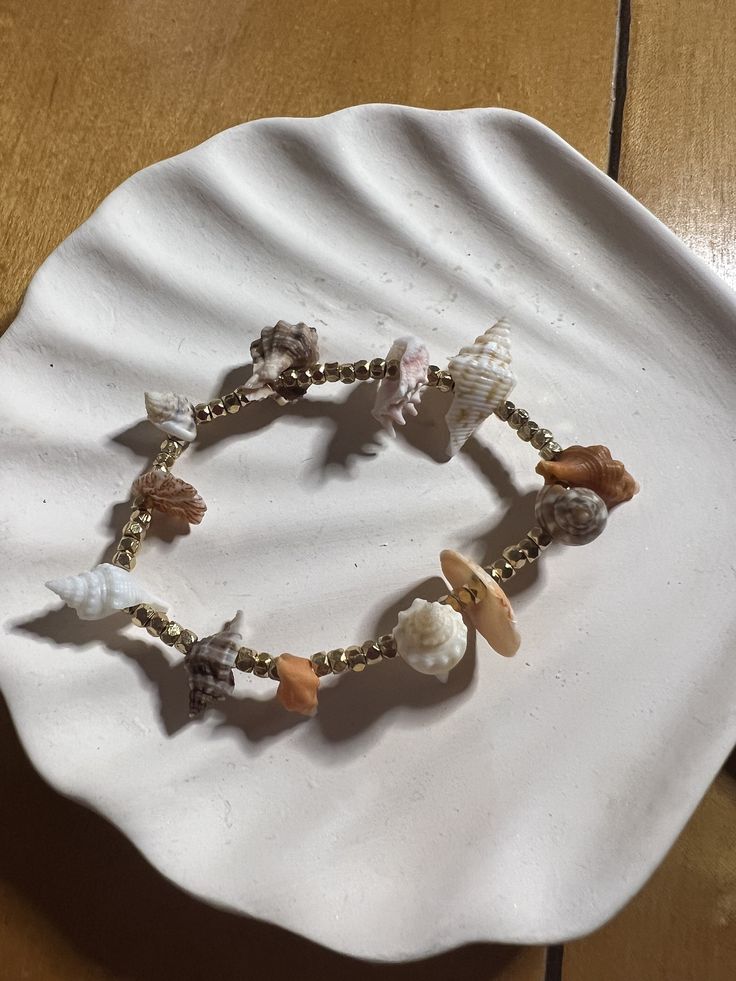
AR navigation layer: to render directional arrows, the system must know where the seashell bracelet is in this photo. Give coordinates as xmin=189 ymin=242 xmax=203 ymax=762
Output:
xmin=46 ymin=319 xmax=639 ymax=720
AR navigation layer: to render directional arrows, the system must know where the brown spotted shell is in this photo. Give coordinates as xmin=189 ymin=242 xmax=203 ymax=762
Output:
xmin=186 ymin=611 xmax=243 ymax=718
xmin=244 ymin=320 xmax=319 ymax=397
xmin=535 ymin=444 xmax=638 ymax=508
xmin=132 ymin=470 xmax=207 ymax=525
xmin=276 ymin=653 xmax=320 ymax=717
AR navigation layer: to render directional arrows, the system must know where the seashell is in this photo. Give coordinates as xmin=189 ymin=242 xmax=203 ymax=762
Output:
xmin=393 ymin=598 xmax=467 ymax=680
xmin=186 ymin=610 xmax=243 ymax=718
xmin=440 ymin=549 xmax=520 ymax=657
xmin=276 ymin=653 xmax=320 ymax=716
xmin=535 ymin=483 xmax=608 ymax=546
xmin=131 ymin=469 xmax=206 ymax=525
xmin=45 ymin=562 xmax=166 ymax=620
xmin=244 ymin=320 xmax=320 ymax=400
xmin=536 ymin=444 xmax=638 ymax=508
xmin=445 ymin=319 xmax=516 ymax=457
xmin=371 ymin=335 xmax=430 ymax=436
xmin=144 ymin=391 xmax=196 ymax=442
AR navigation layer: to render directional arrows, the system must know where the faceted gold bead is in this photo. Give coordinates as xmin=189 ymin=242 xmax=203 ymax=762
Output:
xmin=455 ymin=586 xmax=476 ymax=608
xmin=518 ymin=537 xmax=541 ymax=562
xmin=146 ymin=612 xmax=170 ymax=637
xmin=235 ymin=387 xmax=251 ymax=406
xmin=490 ymin=558 xmax=515 ymax=581
xmin=235 ymin=647 xmax=256 ymax=672
xmin=253 ymin=652 xmax=273 ymax=678
xmin=310 ymin=651 xmax=332 ymax=677
xmin=296 ymin=368 xmax=313 ymax=387
xmin=345 ymin=645 xmax=367 ymax=672
xmin=154 ymin=453 xmax=176 ymax=469
xmin=209 ymin=399 xmax=227 ymax=418
xmin=509 ymin=407 xmax=529 ymax=431
xmin=324 ymin=361 xmax=340 ymax=382
xmin=528 ymin=526 xmax=553 ymax=549
xmin=194 ymin=403 xmax=213 ymax=424
xmin=123 ymin=519 xmax=146 ymax=540
xmin=437 ymin=371 xmax=453 ymax=393
xmin=377 ymin=634 xmax=397 ymax=659
xmin=517 ymin=420 xmax=539 ymax=442
xmin=310 ymin=365 xmax=326 ymax=385
xmin=339 ymin=363 xmax=356 ymax=383
xmin=130 ymin=508 xmax=152 ymax=528
xmin=495 ymin=400 xmax=515 ymax=421
xmin=281 ymin=368 xmax=299 ymax=388
xmin=161 ymin=622 xmax=182 ymax=647
xmin=159 ymin=438 xmax=186 ymax=457
xmin=223 ymin=392 xmax=242 ymax=414
xmin=130 ymin=604 xmax=155 ymax=628
xmin=112 ymin=550 xmax=136 ymax=571
xmin=328 ymin=648 xmax=348 ymax=673
xmin=369 ymin=358 xmax=386 ymax=379
xmin=385 ymin=360 xmax=400 ymax=380
xmin=118 ymin=535 xmax=140 ymax=555
xmin=539 ymin=440 xmax=562 ymax=461
xmin=439 ymin=593 xmax=462 ymax=613
xmin=361 ymin=640 xmax=382 ymax=667
xmin=531 ymin=427 xmax=554 ymax=449
xmin=175 ymin=629 xmax=198 ymax=654
xmin=268 ymin=658 xmax=280 ymax=681
xmin=502 ymin=545 xmax=527 ymax=569
xmin=151 ymin=463 xmax=169 ymax=473
xmin=354 ymin=359 xmax=370 ymax=380
xmin=427 ymin=365 xmax=441 ymax=386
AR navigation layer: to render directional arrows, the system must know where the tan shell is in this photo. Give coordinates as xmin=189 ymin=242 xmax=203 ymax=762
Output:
xmin=132 ymin=470 xmax=207 ymax=525
xmin=536 ymin=444 xmax=638 ymax=508
xmin=440 ymin=549 xmax=520 ymax=657
xmin=276 ymin=653 xmax=319 ymax=717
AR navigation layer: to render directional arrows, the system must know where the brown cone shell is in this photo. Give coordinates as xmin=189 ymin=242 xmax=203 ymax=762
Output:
xmin=535 ymin=444 xmax=638 ymax=508
xmin=132 ymin=470 xmax=207 ymax=525
xmin=276 ymin=653 xmax=319 ymax=717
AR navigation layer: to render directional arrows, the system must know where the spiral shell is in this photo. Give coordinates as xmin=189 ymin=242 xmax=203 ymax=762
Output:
xmin=276 ymin=653 xmax=320 ymax=716
xmin=371 ymin=335 xmax=429 ymax=435
xmin=186 ymin=610 xmax=243 ymax=718
xmin=535 ymin=444 xmax=638 ymax=508
xmin=393 ymin=598 xmax=467 ymax=679
xmin=131 ymin=470 xmax=207 ymax=525
xmin=45 ymin=563 xmax=166 ymax=620
xmin=143 ymin=391 xmax=196 ymax=442
xmin=440 ymin=549 xmax=520 ymax=657
xmin=244 ymin=320 xmax=319 ymax=400
xmin=445 ymin=319 xmax=516 ymax=456
xmin=535 ymin=483 xmax=608 ymax=546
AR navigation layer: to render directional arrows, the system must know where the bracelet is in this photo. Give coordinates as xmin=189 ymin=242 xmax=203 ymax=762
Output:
xmin=46 ymin=319 xmax=638 ymax=720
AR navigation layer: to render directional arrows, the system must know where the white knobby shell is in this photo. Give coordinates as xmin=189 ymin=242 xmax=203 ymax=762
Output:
xmin=393 ymin=598 xmax=467 ymax=680
xmin=445 ymin=319 xmax=516 ymax=456
xmin=371 ymin=335 xmax=430 ymax=436
xmin=45 ymin=563 xmax=166 ymax=620
xmin=535 ymin=483 xmax=608 ymax=546
xmin=186 ymin=610 xmax=244 ymax=718
xmin=144 ymin=391 xmax=197 ymax=441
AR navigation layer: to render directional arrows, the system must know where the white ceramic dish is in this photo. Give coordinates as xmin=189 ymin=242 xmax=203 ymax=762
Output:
xmin=2 ymin=105 xmax=735 ymax=961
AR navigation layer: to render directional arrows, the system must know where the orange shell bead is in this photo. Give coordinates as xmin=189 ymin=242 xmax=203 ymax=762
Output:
xmin=277 ymin=654 xmax=320 ymax=717
xmin=535 ymin=444 xmax=638 ymax=508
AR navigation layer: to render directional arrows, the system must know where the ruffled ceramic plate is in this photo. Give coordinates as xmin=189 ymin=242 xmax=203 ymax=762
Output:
xmin=2 ymin=104 xmax=735 ymax=961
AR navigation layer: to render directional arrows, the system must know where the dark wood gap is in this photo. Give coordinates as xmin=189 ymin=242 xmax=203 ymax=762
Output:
xmin=607 ymin=0 xmax=632 ymax=180
xmin=544 ymin=943 xmax=565 ymax=981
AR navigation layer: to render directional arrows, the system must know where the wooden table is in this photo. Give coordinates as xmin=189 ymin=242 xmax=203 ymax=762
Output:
xmin=1 ymin=2 xmax=734 ymax=977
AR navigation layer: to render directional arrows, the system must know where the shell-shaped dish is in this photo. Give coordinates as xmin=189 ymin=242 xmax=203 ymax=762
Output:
xmin=276 ymin=653 xmax=320 ymax=716
xmin=45 ymin=563 xmax=166 ymax=621
xmin=535 ymin=483 xmax=608 ymax=546
xmin=144 ymin=391 xmax=197 ymax=442
xmin=440 ymin=549 xmax=520 ymax=657
xmin=445 ymin=319 xmax=516 ymax=456
xmin=393 ymin=598 xmax=467 ymax=679
xmin=536 ymin=444 xmax=639 ymax=508
xmin=186 ymin=610 xmax=243 ymax=718
xmin=132 ymin=469 xmax=207 ymax=525
xmin=371 ymin=335 xmax=430 ymax=435
xmin=244 ymin=320 xmax=319 ymax=399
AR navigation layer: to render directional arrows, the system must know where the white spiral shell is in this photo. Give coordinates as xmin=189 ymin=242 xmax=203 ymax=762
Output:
xmin=186 ymin=610 xmax=244 ymax=718
xmin=445 ymin=319 xmax=516 ymax=456
xmin=144 ymin=391 xmax=196 ymax=441
xmin=45 ymin=563 xmax=166 ymax=620
xmin=393 ymin=598 xmax=467 ymax=679
xmin=535 ymin=483 xmax=608 ymax=545
xmin=371 ymin=335 xmax=429 ymax=435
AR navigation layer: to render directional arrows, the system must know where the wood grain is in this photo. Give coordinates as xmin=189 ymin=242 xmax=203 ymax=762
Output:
xmin=0 ymin=2 xmax=618 ymax=978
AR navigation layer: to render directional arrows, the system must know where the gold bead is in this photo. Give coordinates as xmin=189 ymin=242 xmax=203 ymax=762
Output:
xmin=345 ymin=645 xmax=367 ymax=672
xmin=508 ymin=407 xmax=529 ymax=431
xmin=361 ymin=640 xmax=382 ymax=666
xmin=154 ymin=453 xmax=176 ymax=468
xmin=175 ymin=629 xmax=198 ymax=654
xmin=469 ymin=573 xmax=488 ymax=598
xmin=354 ymin=359 xmax=370 ymax=380
xmin=235 ymin=387 xmax=251 ymax=406
xmin=310 ymin=652 xmax=332 ymax=677
xmin=368 ymin=358 xmax=386 ymax=379
xmin=502 ymin=545 xmax=527 ymax=569
xmin=495 ymin=400 xmax=515 ymax=422
xmin=296 ymin=368 xmax=313 ymax=387
xmin=123 ymin=519 xmax=146 ymax=540
xmin=161 ymin=622 xmax=182 ymax=647
xmin=539 ymin=440 xmax=562 ymax=461
xmin=310 ymin=365 xmax=326 ymax=385
xmin=385 ymin=360 xmax=400 ymax=380
xmin=253 ymin=652 xmax=273 ymax=678
xmin=490 ymin=558 xmax=515 ymax=581
xmin=130 ymin=604 xmax=155 ymax=627
xmin=223 ymin=392 xmax=241 ymax=414
xmin=268 ymin=659 xmax=280 ymax=681
xmin=339 ymin=363 xmax=356 ymax=383
xmin=324 ymin=361 xmax=340 ymax=382
xmin=194 ymin=403 xmax=213 ymax=424
xmin=528 ymin=526 xmax=553 ymax=549
xmin=517 ymin=420 xmax=539 ymax=442
xmin=118 ymin=535 xmax=140 ymax=555
xmin=328 ymin=648 xmax=348 ymax=673
xmin=531 ymin=427 xmax=554 ymax=449
xmin=439 ymin=593 xmax=462 ymax=613
xmin=151 ymin=463 xmax=169 ymax=473
xmin=437 ymin=371 xmax=454 ymax=393
xmin=427 ymin=365 xmax=441 ymax=386
xmin=281 ymin=368 xmax=299 ymax=388
xmin=130 ymin=508 xmax=152 ymax=528
xmin=518 ymin=537 xmax=541 ymax=562
xmin=455 ymin=586 xmax=477 ymax=608
xmin=209 ymin=399 xmax=227 ymax=419
xmin=112 ymin=550 xmax=136 ymax=571
xmin=235 ymin=647 xmax=255 ymax=672
xmin=146 ymin=612 xmax=170 ymax=637
xmin=377 ymin=634 xmax=397 ymax=658
xmin=159 ymin=438 xmax=186 ymax=457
